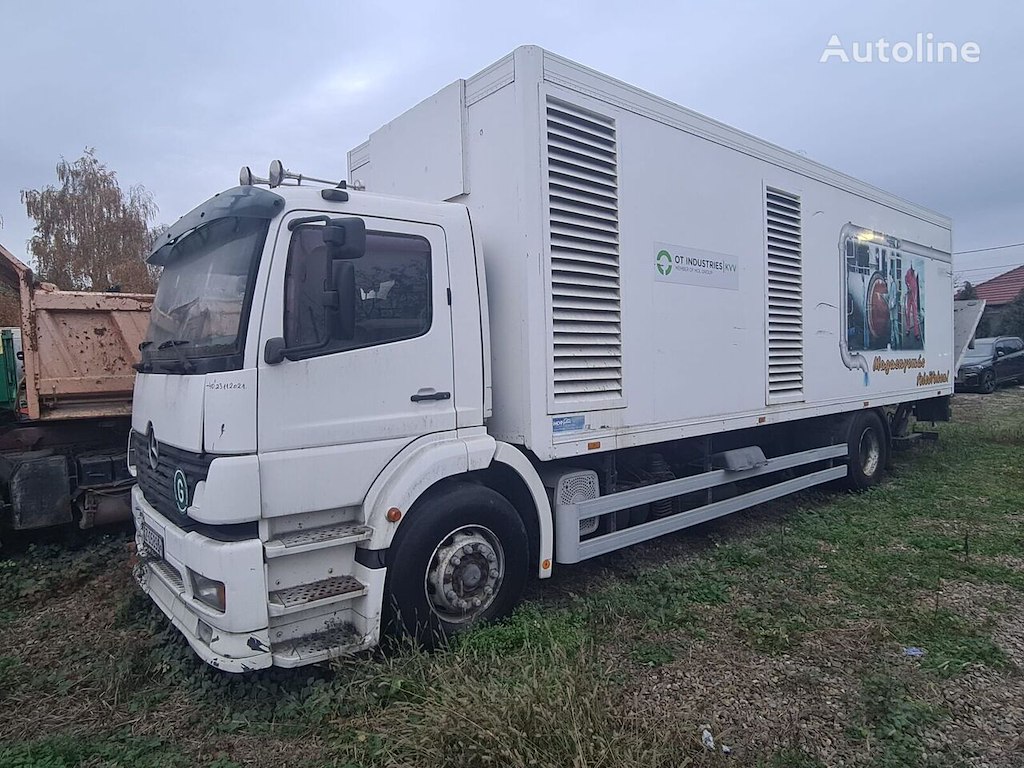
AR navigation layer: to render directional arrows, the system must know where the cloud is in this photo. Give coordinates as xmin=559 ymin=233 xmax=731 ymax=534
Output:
xmin=0 ymin=0 xmax=1020 ymax=273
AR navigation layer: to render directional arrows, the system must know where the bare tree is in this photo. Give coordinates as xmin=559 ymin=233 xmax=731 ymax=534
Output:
xmin=955 ymin=281 xmax=979 ymax=300
xmin=21 ymin=149 xmax=158 ymax=293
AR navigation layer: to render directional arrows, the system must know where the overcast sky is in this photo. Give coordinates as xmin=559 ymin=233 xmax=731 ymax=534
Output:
xmin=1 ymin=1 xmax=1021 ymax=285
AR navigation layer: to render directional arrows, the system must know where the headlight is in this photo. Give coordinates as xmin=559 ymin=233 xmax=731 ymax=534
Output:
xmin=127 ymin=430 xmax=137 ymax=478
xmin=188 ymin=569 xmax=226 ymax=612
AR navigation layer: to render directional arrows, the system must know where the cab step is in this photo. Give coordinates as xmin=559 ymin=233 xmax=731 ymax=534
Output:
xmin=268 ymin=575 xmax=367 ymax=617
xmin=264 ymin=522 xmax=372 ymax=558
xmin=271 ymin=622 xmax=365 ymax=667
xmin=148 ymin=557 xmax=185 ymax=593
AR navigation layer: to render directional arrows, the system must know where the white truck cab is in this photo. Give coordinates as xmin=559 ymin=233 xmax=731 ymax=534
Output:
xmin=131 ymin=183 xmax=551 ymax=671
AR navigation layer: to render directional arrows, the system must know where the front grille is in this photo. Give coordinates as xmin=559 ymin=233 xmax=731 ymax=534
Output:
xmin=131 ymin=431 xmax=214 ymax=525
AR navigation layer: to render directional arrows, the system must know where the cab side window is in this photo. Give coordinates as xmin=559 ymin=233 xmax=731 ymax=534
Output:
xmin=1006 ymin=338 xmax=1024 ymax=354
xmin=284 ymin=227 xmax=432 ymax=354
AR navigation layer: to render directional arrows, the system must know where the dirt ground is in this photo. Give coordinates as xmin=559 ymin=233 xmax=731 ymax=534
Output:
xmin=951 ymin=382 xmax=1024 ymax=421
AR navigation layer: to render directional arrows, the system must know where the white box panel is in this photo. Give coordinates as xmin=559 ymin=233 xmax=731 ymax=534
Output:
xmin=351 ymin=47 xmax=953 ymax=462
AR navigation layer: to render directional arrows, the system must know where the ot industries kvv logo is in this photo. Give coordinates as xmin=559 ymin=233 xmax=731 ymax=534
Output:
xmin=656 ymin=249 xmax=673 ymax=275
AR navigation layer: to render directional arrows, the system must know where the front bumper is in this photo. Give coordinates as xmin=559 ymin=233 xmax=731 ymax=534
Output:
xmin=954 ymin=369 xmax=983 ymax=391
xmin=132 ymin=485 xmax=272 ymax=672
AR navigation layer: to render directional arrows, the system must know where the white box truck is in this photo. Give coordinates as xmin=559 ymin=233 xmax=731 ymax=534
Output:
xmin=130 ymin=47 xmax=953 ymax=671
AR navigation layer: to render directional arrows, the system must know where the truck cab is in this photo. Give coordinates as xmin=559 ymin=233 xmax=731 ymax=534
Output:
xmin=131 ymin=183 xmax=547 ymax=671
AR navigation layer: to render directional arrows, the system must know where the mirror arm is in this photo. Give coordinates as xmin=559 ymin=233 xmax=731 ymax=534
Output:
xmin=287 ymin=215 xmax=332 ymax=231
xmin=264 ymin=336 xmax=333 ymax=365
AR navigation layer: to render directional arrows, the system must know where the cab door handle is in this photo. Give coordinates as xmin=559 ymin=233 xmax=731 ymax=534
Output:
xmin=410 ymin=390 xmax=451 ymax=402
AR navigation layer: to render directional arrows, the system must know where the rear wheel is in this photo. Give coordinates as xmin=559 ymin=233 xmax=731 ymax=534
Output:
xmin=383 ymin=483 xmax=528 ymax=645
xmin=845 ymin=411 xmax=888 ymax=491
xmin=980 ymin=370 xmax=997 ymax=394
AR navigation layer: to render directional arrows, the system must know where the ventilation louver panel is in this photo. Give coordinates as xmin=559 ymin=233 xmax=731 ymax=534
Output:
xmin=546 ymin=98 xmax=622 ymax=404
xmin=765 ymin=187 xmax=804 ymax=403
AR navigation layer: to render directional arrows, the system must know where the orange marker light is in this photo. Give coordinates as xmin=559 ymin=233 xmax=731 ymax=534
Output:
xmin=542 ymin=559 xmax=552 ymax=570
xmin=587 ymin=441 xmax=601 ymax=450
xmin=386 ymin=507 xmax=402 ymax=523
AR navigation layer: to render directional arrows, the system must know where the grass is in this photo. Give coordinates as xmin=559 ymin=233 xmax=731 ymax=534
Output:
xmin=1 ymin=388 xmax=1023 ymax=766
xmin=0 ymin=734 xmax=192 ymax=768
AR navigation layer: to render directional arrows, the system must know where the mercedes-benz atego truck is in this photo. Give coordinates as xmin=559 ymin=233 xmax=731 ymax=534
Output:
xmin=130 ymin=47 xmax=953 ymax=671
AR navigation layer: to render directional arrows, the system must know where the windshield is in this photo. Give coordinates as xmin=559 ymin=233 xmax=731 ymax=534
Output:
xmin=143 ymin=216 xmax=268 ymax=372
xmin=963 ymin=341 xmax=994 ymax=361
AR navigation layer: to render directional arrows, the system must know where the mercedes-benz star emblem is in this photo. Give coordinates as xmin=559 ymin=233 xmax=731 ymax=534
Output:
xmin=147 ymin=424 xmax=160 ymax=470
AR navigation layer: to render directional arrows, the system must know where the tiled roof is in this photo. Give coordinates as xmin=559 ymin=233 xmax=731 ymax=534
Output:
xmin=973 ymin=264 xmax=1024 ymax=306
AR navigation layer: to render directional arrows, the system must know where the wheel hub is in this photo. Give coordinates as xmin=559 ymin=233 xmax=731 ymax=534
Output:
xmin=859 ymin=429 xmax=881 ymax=477
xmin=426 ymin=527 xmax=504 ymax=622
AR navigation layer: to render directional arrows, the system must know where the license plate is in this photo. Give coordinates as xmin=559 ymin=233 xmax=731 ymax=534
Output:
xmin=141 ymin=522 xmax=164 ymax=559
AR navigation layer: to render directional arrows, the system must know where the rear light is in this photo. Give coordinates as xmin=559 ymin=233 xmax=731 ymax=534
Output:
xmin=188 ymin=569 xmax=226 ymax=612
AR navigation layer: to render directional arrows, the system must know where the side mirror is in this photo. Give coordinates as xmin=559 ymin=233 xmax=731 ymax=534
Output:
xmin=324 ymin=261 xmax=356 ymax=341
xmin=996 ymin=348 xmax=1006 ymax=358
xmin=264 ymin=337 xmax=288 ymax=365
xmin=324 ymin=217 xmax=366 ymax=260
xmin=264 ymin=259 xmax=357 ymax=365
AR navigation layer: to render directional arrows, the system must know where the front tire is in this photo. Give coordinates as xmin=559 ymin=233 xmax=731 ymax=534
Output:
xmin=383 ymin=483 xmax=528 ymax=645
xmin=980 ymin=370 xmax=996 ymax=394
xmin=845 ymin=411 xmax=888 ymax=491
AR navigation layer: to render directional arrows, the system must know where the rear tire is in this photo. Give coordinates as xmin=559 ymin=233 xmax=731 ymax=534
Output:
xmin=845 ymin=411 xmax=888 ymax=491
xmin=383 ymin=483 xmax=528 ymax=646
xmin=980 ymin=370 xmax=996 ymax=394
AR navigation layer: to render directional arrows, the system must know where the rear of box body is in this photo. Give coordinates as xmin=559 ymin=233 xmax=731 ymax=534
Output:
xmin=349 ymin=46 xmax=953 ymax=462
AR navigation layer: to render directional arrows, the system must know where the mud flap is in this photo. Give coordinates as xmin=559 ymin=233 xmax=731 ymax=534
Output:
xmin=0 ymin=451 xmax=72 ymax=530
xmin=913 ymin=395 xmax=951 ymax=423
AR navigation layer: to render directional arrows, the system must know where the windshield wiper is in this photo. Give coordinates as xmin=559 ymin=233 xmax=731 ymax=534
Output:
xmin=158 ymin=339 xmax=190 ymax=350
xmin=157 ymin=339 xmax=196 ymax=373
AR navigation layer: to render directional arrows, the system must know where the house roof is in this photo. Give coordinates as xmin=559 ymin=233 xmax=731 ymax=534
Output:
xmin=973 ymin=264 xmax=1024 ymax=306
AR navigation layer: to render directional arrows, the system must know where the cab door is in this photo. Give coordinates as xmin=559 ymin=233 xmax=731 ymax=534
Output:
xmin=1005 ymin=338 xmax=1024 ymax=381
xmin=257 ymin=214 xmax=456 ymax=458
xmin=994 ymin=340 xmax=1015 ymax=383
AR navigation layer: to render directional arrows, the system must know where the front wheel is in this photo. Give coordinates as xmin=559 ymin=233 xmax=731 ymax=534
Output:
xmin=383 ymin=483 xmax=528 ymax=645
xmin=980 ymin=370 xmax=996 ymax=394
xmin=844 ymin=411 xmax=888 ymax=491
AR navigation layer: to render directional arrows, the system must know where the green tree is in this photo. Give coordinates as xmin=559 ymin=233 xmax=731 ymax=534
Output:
xmin=999 ymin=289 xmax=1024 ymax=337
xmin=21 ymin=149 xmax=158 ymax=292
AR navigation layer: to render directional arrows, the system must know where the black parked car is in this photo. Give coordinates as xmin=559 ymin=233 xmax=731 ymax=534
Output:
xmin=956 ymin=336 xmax=1024 ymax=394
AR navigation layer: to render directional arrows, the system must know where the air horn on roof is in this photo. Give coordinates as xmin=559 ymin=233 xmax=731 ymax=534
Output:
xmin=267 ymin=160 xmax=339 ymax=188
xmin=238 ymin=166 xmax=270 ymax=186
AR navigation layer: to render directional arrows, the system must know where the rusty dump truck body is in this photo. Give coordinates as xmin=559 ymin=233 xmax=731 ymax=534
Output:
xmin=0 ymin=247 xmax=151 ymax=421
xmin=0 ymin=243 xmax=152 ymax=536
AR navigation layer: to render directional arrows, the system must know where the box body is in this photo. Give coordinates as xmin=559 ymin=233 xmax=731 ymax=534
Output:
xmin=350 ymin=47 xmax=953 ymax=461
